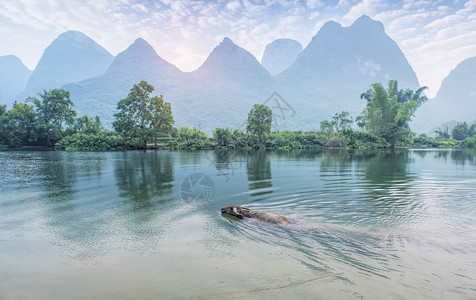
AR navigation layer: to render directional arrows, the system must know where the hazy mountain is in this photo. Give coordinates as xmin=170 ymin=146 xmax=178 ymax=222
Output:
xmin=173 ymin=37 xmax=275 ymax=129
xmin=6 ymin=16 xmax=425 ymax=131
xmin=65 ymin=38 xmax=184 ymax=126
xmin=413 ymin=56 xmax=476 ymax=133
xmin=275 ymin=15 xmax=420 ymax=129
xmin=18 ymin=31 xmax=113 ymax=100
xmin=261 ymin=38 xmax=303 ymax=76
xmin=0 ymin=55 xmax=31 ymax=106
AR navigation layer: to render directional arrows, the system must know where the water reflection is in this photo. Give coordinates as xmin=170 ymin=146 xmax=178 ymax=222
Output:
xmin=246 ymin=150 xmax=273 ymax=198
xmin=114 ymin=151 xmax=174 ymax=207
xmin=0 ymin=149 xmax=475 ymax=299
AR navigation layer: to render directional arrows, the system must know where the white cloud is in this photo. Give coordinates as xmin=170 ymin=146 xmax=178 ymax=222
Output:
xmin=342 ymin=0 xmax=388 ymax=24
xmin=226 ymin=0 xmax=242 ymax=11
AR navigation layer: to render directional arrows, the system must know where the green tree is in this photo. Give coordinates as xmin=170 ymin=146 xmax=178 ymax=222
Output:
xmin=359 ymin=82 xmax=418 ymax=147
xmin=73 ymin=115 xmax=104 ymax=135
xmin=435 ymin=127 xmax=450 ymax=140
xmin=113 ymin=81 xmax=174 ymax=148
xmin=320 ymin=120 xmax=334 ymax=132
xmin=29 ymin=89 xmax=77 ymax=146
xmin=469 ymin=123 xmax=476 ymax=137
xmin=5 ymin=102 xmax=37 ymax=146
xmin=149 ymin=94 xmax=174 ymax=147
xmin=386 ymin=80 xmax=429 ymax=107
xmin=246 ymin=104 xmax=272 ymax=148
xmin=0 ymin=105 xmax=9 ymax=145
xmin=332 ymin=111 xmax=353 ymax=131
xmin=177 ymin=127 xmax=207 ymax=141
xmin=452 ymin=122 xmax=470 ymax=140
xmin=213 ymin=128 xmax=232 ymax=148
xmin=362 ymin=80 xmax=429 ymax=107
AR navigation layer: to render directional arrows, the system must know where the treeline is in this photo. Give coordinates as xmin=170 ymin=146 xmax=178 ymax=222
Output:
xmin=1 ymin=80 xmax=475 ymax=151
xmin=0 ymin=89 xmax=120 ymax=150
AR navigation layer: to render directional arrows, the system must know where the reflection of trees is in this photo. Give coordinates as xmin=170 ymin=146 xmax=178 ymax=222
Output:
xmin=246 ymin=150 xmax=272 ymax=197
xmin=320 ymin=150 xmax=354 ymax=174
xmin=361 ymin=150 xmax=413 ymax=184
xmin=35 ymin=152 xmax=110 ymax=260
xmin=38 ymin=151 xmax=78 ymax=201
xmin=317 ymin=150 xmax=420 ymax=226
xmin=114 ymin=151 xmax=174 ymax=211
xmin=112 ymin=151 xmax=176 ymax=251
xmin=413 ymin=150 xmax=429 ymax=159
xmin=272 ymin=149 xmax=324 ymax=160
xmin=432 ymin=149 xmax=475 ymax=165
xmin=434 ymin=150 xmax=450 ymax=162
xmin=450 ymin=149 xmax=475 ymax=165
xmin=212 ymin=150 xmax=247 ymax=180
xmin=359 ymin=150 xmax=420 ymax=225
xmin=177 ymin=150 xmax=209 ymax=166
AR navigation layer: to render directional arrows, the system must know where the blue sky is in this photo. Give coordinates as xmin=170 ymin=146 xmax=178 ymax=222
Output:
xmin=1 ymin=0 xmax=475 ymax=96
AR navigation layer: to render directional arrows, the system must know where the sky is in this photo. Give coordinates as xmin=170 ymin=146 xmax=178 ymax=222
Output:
xmin=1 ymin=0 xmax=475 ymax=97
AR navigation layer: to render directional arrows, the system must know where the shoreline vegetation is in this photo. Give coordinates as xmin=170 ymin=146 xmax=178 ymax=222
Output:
xmin=1 ymin=80 xmax=475 ymax=151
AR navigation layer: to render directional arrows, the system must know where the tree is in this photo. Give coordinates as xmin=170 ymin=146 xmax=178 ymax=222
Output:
xmin=320 ymin=120 xmax=334 ymax=132
xmin=213 ymin=128 xmax=232 ymax=147
xmin=149 ymin=94 xmax=174 ymax=147
xmin=386 ymin=80 xmax=429 ymax=107
xmin=113 ymin=81 xmax=174 ymax=148
xmin=469 ymin=123 xmax=476 ymax=137
xmin=246 ymin=104 xmax=272 ymax=148
xmin=359 ymin=82 xmax=418 ymax=147
xmin=177 ymin=127 xmax=208 ymax=141
xmin=0 ymin=105 xmax=9 ymax=145
xmin=361 ymin=80 xmax=429 ymax=107
xmin=435 ymin=127 xmax=450 ymax=140
xmin=5 ymin=102 xmax=37 ymax=147
xmin=73 ymin=115 xmax=104 ymax=135
xmin=29 ymin=89 xmax=77 ymax=146
xmin=332 ymin=111 xmax=353 ymax=131
xmin=452 ymin=122 xmax=470 ymax=140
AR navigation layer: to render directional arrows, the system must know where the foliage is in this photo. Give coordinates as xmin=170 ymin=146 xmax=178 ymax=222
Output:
xmin=462 ymin=135 xmax=476 ymax=149
xmin=451 ymin=122 xmax=475 ymax=141
xmin=113 ymin=81 xmax=174 ymax=148
xmin=361 ymin=79 xmax=428 ymax=107
xmin=342 ymin=129 xmax=388 ymax=149
xmin=150 ymin=94 xmax=174 ymax=146
xmin=269 ymin=130 xmax=324 ymax=149
xmin=55 ymin=132 xmax=122 ymax=151
xmin=412 ymin=134 xmax=440 ymax=148
xmin=246 ymin=104 xmax=272 ymax=148
xmin=213 ymin=128 xmax=232 ymax=148
xmin=358 ymin=81 xmax=419 ymax=147
xmin=72 ymin=115 xmax=104 ymax=135
xmin=332 ymin=111 xmax=354 ymax=131
xmin=29 ymin=89 xmax=77 ymax=146
xmin=1 ymin=102 xmax=38 ymax=147
xmin=435 ymin=127 xmax=450 ymax=140
xmin=178 ymin=126 xmax=208 ymax=141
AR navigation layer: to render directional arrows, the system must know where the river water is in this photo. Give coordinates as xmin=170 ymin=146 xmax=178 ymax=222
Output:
xmin=0 ymin=149 xmax=475 ymax=299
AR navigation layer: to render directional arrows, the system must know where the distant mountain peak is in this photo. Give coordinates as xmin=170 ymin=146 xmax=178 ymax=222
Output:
xmin=105 ymin=37 xmax=181 ymax=77
xmin=17 ymin=30 xmax=114 ymax=100
xmin=125 ymin=37 xmax=157 ymax=54
xmin=221 ymin=37 xmax=233 ymax=44
xmin=0 ymin=55 xmax=31 ymax=106
xmin=351 ymin=15 xmax=385 ymax=32
xmin=214 ymin=37 xmax=239 ymax=53
xmin=57 ymin=30 xmax=88 ymax=38
xmin=320 ymin=20 xmax=343 ymax=32
xmin=0 ymin=54 xmax=27 ymax=64
xmin=262 ymin=38 xmax=303 ymax=76
xmin=193 ymin=36 xmax=272 ymax=85
xmin=133 ymin=37 xmax=149 ymax=46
